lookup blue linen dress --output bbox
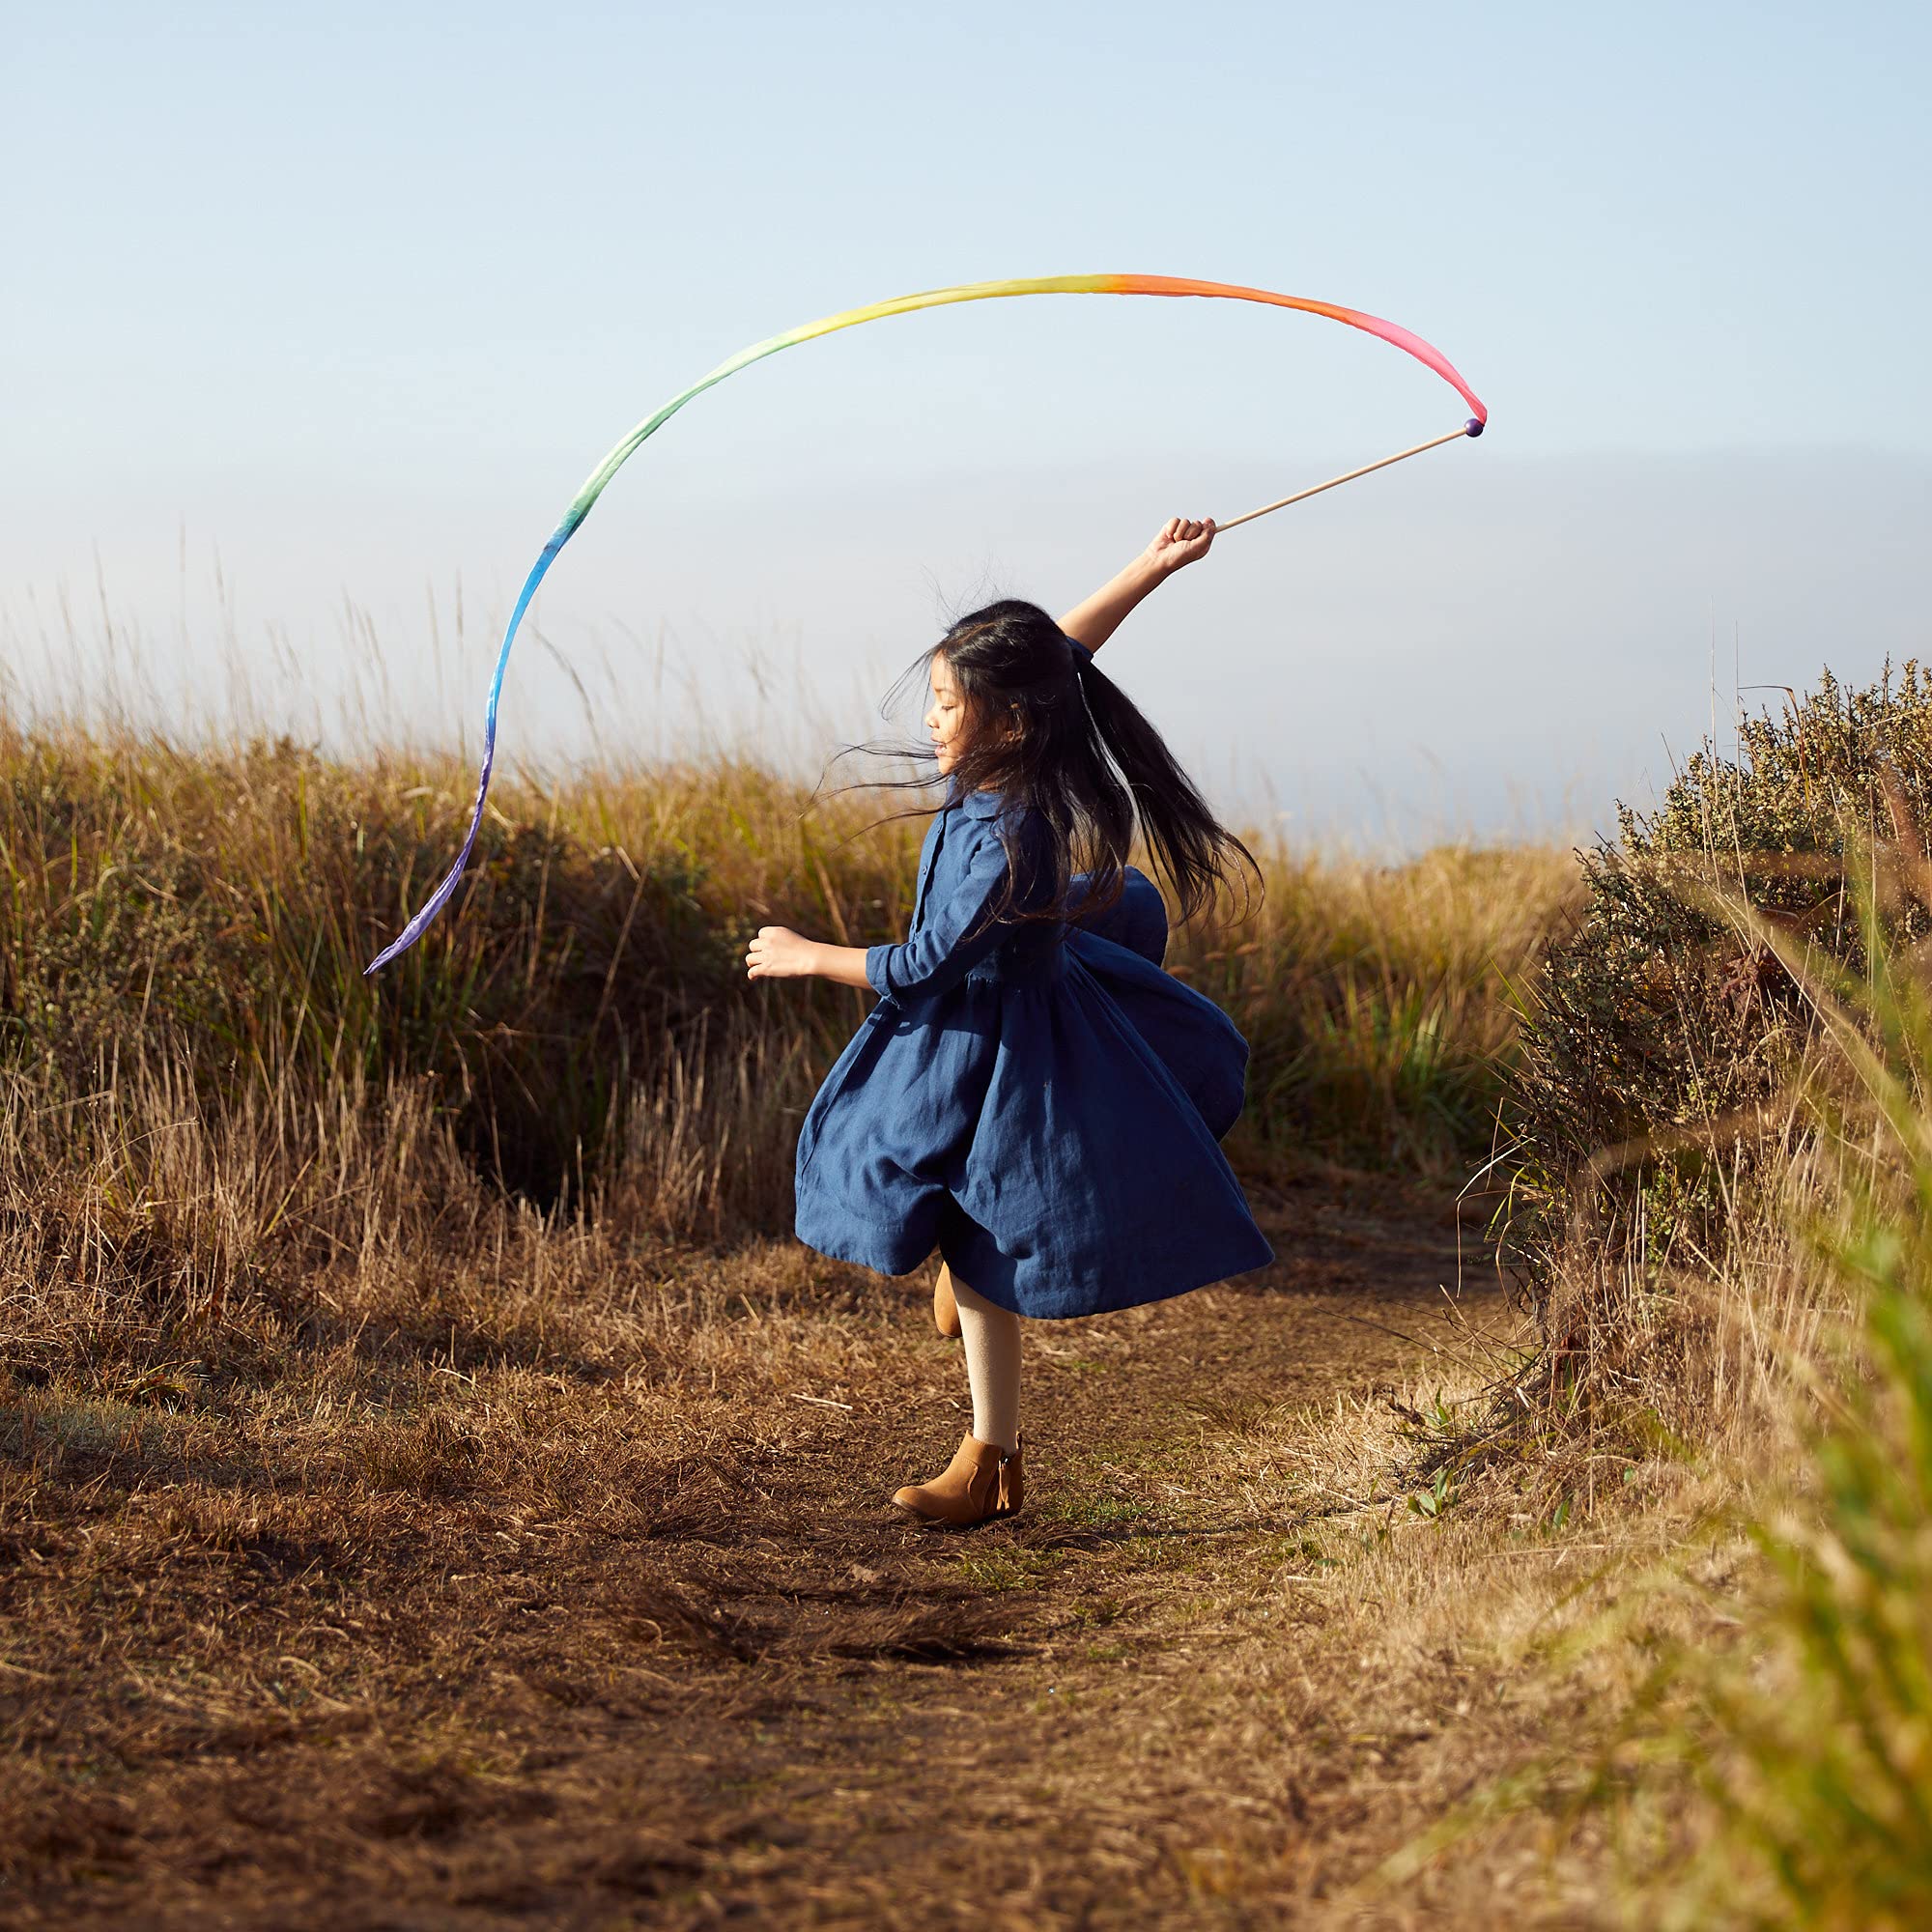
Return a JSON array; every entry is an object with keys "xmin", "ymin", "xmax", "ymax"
[{"xmin": 792, "ymin": 772, "xmax": 1275, "ymax": 1320}]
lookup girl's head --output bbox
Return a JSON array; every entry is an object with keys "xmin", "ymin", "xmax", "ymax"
[
  {"xmin": 876, "ymin": 598, "xmax": 1260, "ymax": 930},
  {"xmin": 919, "ymin": 599, "xmax": 1069, "ymax": 782}
]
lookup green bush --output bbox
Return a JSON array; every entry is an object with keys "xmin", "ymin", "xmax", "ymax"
[{"xmin": 1501, "ymin": 661, "xmax": 1932, "ymax": 1326}]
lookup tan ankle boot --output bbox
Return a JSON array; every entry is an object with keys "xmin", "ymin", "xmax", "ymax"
[
  {"xmin": 891, "ymin": 1429, "xmax": 1024, "ymax": 1525},
  {"xmin": 933, "ymin": 1264, "xmax": 962, "ymax": 1339}
]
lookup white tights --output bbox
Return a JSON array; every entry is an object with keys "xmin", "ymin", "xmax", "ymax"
[{"xmin": 945, "ymin": 1264, "xmax": 1021, "ymax": 1455}]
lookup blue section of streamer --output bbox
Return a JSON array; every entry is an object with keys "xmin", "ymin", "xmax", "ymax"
[{"xmin": 363, "ymin": 517, "xmax": 578, "ymax": 975}]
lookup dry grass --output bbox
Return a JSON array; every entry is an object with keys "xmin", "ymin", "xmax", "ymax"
[
  {"xmin": 0, "ymin": 714, "xmax": 1575, "ymax": 1201},
  {"xmin": 1217, "ymin": 840, "xmax": 1580, "ymax": 1177},
  {"xmin": 19, "ymin": 597, "xmax": 1925, "ymax": 1926},
  {"xmin": 4, "ymin": 1153, "xmax": 1610, "ymax": 1929},
  {"xmin": 0, "ymin": 1089, "xmax": 1807, "ymax": 1928},
  {"xmin": 0, "ymin": 699, "xmax": 1646, "ymax": 1925},
  {"xmin": 1367, "ymin": 813, "xmax": 1932, "ymax": 1927}
]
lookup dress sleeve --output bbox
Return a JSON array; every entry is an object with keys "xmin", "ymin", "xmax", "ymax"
[{"xmin": 865, "ymin": 819, "xmax": 1022, "ymax": 1002}]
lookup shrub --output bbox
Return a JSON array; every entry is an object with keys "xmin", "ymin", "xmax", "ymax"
[{"xmin": 1500, "ymin": 662, "xmax": 1932, "ymax": 1338}]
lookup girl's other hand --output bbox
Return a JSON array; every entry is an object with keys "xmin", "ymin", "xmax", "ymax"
[
  {"xmin": 1145, "ymin": 516, "xmax": 1215, "ymax": 575},
  {"xmin": 746, "ymin": 924, "xmax": 816, "ymax": 980}
]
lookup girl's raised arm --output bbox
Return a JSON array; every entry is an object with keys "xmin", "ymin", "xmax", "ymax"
[{"xmin": 1057, "ymin": 517, "xmax": 1215, "ymax": 654}]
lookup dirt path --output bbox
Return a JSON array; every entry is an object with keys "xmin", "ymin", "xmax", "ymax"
[{"xmin": 4, "ymin": 1174, "xmax": 1520, "ymax": 1929}]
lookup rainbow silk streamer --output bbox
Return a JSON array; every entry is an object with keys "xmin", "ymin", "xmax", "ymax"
[{"xmin": 366, "ymin": 274, "xmax": 1488, "ymax": 974}]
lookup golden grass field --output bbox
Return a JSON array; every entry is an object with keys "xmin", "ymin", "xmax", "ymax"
[{"xmin": 3, "ymin": 694, "xmax": 1926, "ymax": 1927}]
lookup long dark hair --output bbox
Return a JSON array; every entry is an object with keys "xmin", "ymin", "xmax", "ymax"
[{"xmin": 824, "ymin": 597, "xmax": 1263, "ymax": 932}]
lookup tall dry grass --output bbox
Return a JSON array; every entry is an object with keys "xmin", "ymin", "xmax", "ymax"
[
  {"xmin": 0, "ymin": 702, "xmax": 1571, "ymax": 1432},
  {"xmin": 1217, "ymin": 839, "xmax": 1577, "ymax": 1176},
  {"xmin": 1621, "ymin": 835, "xmax": 1932, "ymax": 1927}
]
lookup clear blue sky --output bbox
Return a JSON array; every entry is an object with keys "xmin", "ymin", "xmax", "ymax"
[{"xmin": 7, "ymin": 3, "xmax": 1929, "ymax": 840}]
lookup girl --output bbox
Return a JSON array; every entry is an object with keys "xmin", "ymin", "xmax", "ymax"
[{"xmin": 744, "ymin": 517, "xmax": 1273, "ymax": 1526}]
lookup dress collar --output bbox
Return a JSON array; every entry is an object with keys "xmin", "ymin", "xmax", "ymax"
[{"xmin": 948, "ymin": 785, "xmax": 1007, "ymax": 818}]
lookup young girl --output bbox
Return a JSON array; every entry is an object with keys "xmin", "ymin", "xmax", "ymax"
[{"xmin": 744, "ymin": 517, "xmax": 1273, "ymax": 1526}]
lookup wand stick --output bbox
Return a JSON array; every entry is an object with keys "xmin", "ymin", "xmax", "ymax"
[{"xmin": 1217, "ymin": 418, "xmax": 1483, "ymax": 532}]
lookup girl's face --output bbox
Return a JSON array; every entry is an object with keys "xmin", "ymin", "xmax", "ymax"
[{"xmin": 923, "ymin": 652, "xmax": 972, "ymax": 776}]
